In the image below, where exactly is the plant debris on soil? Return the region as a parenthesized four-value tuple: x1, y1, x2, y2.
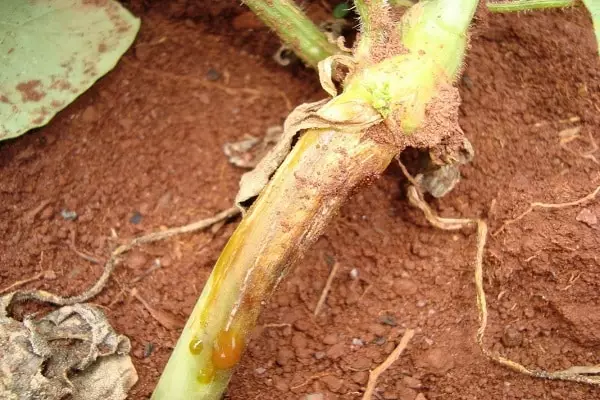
(0, 295, 137, 400)
(1, 2, 599, 399)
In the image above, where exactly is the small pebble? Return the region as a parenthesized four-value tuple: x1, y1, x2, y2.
(415, 347, 455, 375)
(206, 68, 221, 81)
(143, 342, 154, 358)
(350, 356, 371, 370)
(396, 386, 417, 400)
(255, 367, 266, 375)
(379, 314, 397, 326)
(326, 342, 345, 359)
(462, 74, 474, 90)
(273, 376, 288, 392)
(576, 208, 597, 227)
(352, 338, 364, 346)
(291, 334, 307, 349)
(321, 375, 343, 393)
(130, 211, 143, 225)
(402, 375, 422, 389)
(276, 348, 294, 366)
(351, 371, 368, 385)
(40, 206, 54, 220)
(373, 336, 386, 345)
(80, 105, 99, 123)
(350, 268, 359, 280)
(383, 391, 399, 400)
(314, 351, 326, 360)
(60, 209, 77, 221)
(43, 270, 57, 280)
(524, 307, 535, 318)
(303, 394, 324, 400)
(293, 319, 311, 332)
(393, 279, 418, 296)
(323, 333, 338, 345)
(324, 253, 335, 266)
(127, 251, 148, 269)
(501, 327, 523, 348)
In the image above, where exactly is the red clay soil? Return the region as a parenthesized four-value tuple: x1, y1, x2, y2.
(1, 2, 599, 400)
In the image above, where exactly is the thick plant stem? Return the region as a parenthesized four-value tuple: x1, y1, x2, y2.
(487, 0, 574, 12)
(153, 1, 480, 398)
(152, 129, 396, 399)
(242, 0, 341, 67)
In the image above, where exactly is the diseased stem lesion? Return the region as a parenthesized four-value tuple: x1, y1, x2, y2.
(152, 128, 396, 400)
(241, 0, 343, 67)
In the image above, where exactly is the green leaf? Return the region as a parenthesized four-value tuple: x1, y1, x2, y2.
(333, 2, 351, 19)
(0, 0, 140, 141)
(582, 0, 600, 55)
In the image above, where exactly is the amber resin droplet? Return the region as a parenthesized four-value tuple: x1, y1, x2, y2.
(212, 329, 245, 370)
(196, 363, 215, 384)
(188, 339, 204, 355)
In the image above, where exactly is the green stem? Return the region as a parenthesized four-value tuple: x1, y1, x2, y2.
(354, 0, 383, 32)
(486, 0, 574, 12)
(335, 0, 479, 132)
(242, 0, 342, 67)
(354, 0, 391, 61)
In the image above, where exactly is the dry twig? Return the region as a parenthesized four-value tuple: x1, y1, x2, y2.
(68, 233, 102, 265)
(493, 185, 600, 236)
(559, 128, 599, 165)
(131, 288, 184, 330)
(7, 207, 240, 308)
(362, 329, 415, 400)
(313, 261, 340, 316)
(0, 271, 48, 295)
(290, 372, 333, 390)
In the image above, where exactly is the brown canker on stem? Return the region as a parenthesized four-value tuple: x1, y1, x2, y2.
(366, 84, 465, 157)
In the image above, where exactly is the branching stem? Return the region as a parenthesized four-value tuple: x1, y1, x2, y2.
(487, 0, 574, 12)
(242, 0, 342, 67)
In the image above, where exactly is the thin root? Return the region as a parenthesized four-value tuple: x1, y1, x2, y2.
(362, 329, 415, 400)
(261, 323, 291, 329)
(408, 184, 600, 387)
(68, 236, 102, 265)
(559, 129, 599, 165)
(131, 288, 184, 330)
(313, 261, 340, 317)
(493, 185, 600, 236)
(290, 372, 333, 390)
(0, 271, 47, 295)
(6, 207, 240, 309)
